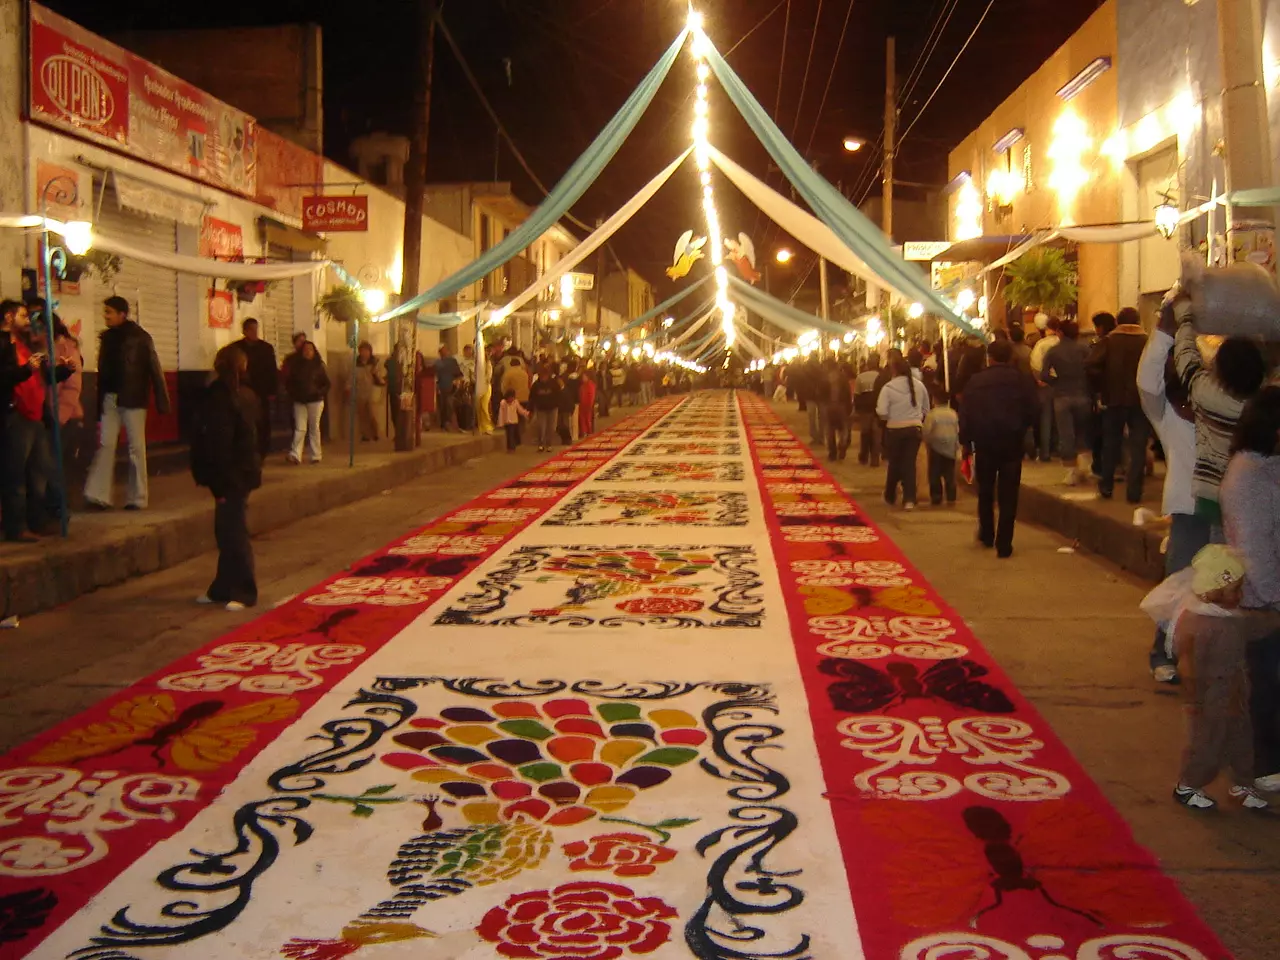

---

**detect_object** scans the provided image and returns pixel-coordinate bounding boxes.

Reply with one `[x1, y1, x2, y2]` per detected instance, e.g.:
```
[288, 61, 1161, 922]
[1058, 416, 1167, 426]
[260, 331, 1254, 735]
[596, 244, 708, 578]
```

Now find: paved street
[1, 395, 1274, 959]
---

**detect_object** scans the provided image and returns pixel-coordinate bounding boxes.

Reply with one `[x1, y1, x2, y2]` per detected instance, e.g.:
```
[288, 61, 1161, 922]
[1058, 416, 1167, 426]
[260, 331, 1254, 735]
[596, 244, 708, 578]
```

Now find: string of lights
[688, 10, 735, 353]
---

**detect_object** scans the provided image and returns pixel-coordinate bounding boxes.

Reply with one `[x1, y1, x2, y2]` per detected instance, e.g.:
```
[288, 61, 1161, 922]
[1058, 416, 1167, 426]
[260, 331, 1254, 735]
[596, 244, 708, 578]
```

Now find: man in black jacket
[84, 296, 170, 510]
[959, 338, 1038, 558]
[1088, 306, 1150, 502]
[232, 318, 278, 459]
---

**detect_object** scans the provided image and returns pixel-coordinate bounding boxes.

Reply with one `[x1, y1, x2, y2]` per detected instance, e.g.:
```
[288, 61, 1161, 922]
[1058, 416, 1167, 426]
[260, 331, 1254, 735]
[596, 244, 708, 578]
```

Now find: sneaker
[1153, 665, 1180, 684]
[997, 547, 1013, 559]
[286, 456, 301, 465]
[1173, 784, 1216, 809]
[1063, 469, 1080, 486]
[124, 504, 142, 511]
[225, 601, 247, 612]
[84, 499, 112, 511]
[1254, 773, 1280, 792]
[904, 503, 915, 511]
[1229, 785, 1270, 810]
[196, 595, 215, 605]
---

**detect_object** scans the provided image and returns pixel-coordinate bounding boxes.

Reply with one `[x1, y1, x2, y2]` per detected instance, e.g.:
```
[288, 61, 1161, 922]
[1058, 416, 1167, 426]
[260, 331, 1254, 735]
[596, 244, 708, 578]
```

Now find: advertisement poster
[207, 288, 234, 329]
[35, 160, 89, 220]
[199, 216, 244, 259]
[29, 4, 257, 197]
[302, 195, 369, 232]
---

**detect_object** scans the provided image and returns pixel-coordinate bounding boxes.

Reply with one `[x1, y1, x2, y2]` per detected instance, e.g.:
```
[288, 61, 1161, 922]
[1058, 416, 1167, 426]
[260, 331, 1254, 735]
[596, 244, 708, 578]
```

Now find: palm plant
[1002, 248, 1078, 315]
[316, 284, 371, 325]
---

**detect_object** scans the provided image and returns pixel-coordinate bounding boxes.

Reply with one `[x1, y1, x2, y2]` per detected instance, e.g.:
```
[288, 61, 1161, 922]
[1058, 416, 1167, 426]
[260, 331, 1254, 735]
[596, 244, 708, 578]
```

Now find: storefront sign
[29, 4, 257, 197]
[903, 241, 953, 261]
[568, 271, 595, 290]
[302, 195, 369, 232]
[207, 288, 234, 329]
[200, 216, 244, 259]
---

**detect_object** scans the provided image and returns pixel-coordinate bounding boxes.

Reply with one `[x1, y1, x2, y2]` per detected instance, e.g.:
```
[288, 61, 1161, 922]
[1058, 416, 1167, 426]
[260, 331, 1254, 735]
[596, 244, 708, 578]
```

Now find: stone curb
[0, 433, 505, 618]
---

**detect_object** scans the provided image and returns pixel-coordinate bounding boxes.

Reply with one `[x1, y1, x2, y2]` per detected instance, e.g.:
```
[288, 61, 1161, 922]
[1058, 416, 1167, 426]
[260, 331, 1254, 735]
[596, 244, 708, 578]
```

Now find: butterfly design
[818, 658, 1015, 714]
[854, 802, 1174, 932]
[29, 693, 298, 772]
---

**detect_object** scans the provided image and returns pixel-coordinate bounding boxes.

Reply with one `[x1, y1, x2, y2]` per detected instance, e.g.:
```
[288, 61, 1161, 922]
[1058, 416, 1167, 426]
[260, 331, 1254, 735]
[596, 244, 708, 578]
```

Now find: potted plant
[316, 284, 371, 325]
[1002, 247, 1078, 321]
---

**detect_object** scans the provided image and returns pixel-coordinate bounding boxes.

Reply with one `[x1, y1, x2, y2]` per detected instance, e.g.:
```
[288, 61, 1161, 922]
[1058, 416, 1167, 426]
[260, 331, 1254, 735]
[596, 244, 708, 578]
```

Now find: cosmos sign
[302, 195, 369, 233]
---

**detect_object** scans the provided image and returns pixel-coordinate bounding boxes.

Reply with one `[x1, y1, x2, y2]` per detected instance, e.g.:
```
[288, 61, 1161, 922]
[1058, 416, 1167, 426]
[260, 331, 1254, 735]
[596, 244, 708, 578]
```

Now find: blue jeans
[1037, 384, 1056, 461]
[1151, 512, 1214, 670]
[1053, 394, 1092, 464]
[2, 412, 54, 539]
[1099, 404, 1151, 502]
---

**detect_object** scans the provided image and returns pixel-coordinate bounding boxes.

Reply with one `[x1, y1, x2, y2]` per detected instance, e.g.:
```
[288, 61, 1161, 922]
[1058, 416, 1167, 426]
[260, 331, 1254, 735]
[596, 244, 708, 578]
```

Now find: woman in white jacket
[876, 357, 930, 509]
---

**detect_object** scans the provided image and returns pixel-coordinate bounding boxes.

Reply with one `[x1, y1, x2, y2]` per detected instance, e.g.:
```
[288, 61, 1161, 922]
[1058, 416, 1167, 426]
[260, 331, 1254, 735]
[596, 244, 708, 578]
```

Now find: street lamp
[1154, 193, 1179, 239]
[360, 287, 388, 314]
[842, 137, 864, 153]
[39, 175, 87, 538]
[775, 248, 793, 263]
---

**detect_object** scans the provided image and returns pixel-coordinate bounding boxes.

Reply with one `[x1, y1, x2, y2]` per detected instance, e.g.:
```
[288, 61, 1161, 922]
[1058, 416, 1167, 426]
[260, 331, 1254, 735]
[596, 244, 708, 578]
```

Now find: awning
[930, 235, 1037, 264]
[260, 217, 327, 254]
[111, 171, 207, 227]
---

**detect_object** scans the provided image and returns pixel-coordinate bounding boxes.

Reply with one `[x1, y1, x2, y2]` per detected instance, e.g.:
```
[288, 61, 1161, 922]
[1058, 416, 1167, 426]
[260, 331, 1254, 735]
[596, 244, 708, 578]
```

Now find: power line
[899, 0, 960, 106]
[772, 0, 792, 121]
[724, 0, 787, 57]
[804, 0, 856, 156]
[897, 0, 995, 148]
[788, 0, 825, 142]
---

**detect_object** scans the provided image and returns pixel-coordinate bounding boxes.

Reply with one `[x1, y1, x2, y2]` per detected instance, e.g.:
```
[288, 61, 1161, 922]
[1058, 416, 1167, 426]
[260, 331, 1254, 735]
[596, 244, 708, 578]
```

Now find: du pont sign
[302, 195, 369, 232]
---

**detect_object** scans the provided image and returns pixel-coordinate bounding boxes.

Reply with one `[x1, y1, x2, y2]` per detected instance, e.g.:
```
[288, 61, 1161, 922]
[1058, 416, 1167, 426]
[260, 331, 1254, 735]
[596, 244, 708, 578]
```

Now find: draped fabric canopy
[375, 30, 688, 325]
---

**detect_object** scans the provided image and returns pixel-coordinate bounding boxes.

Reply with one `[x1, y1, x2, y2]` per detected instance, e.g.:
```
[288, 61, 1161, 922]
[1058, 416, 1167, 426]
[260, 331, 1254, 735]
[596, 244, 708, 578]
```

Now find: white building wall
[0, 0, 24, 299]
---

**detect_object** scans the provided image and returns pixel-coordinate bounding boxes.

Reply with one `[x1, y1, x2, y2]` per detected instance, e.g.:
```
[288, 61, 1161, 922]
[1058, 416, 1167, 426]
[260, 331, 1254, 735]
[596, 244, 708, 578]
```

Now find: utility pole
[396, 0, 437, 451]
[880, 36, 896, 321]
[1218, 0, 1274, 268]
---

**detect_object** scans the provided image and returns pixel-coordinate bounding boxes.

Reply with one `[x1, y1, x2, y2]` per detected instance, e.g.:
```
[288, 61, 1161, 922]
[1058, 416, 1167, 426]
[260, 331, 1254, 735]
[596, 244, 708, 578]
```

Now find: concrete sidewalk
[769, 399, 1168, 581]
[0, 429, 504, 618]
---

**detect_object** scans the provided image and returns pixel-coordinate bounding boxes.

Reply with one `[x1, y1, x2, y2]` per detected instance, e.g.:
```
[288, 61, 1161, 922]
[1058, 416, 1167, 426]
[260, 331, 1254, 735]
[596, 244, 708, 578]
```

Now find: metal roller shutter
[259, 277, 296, 359]
[97, 184, 180, 369]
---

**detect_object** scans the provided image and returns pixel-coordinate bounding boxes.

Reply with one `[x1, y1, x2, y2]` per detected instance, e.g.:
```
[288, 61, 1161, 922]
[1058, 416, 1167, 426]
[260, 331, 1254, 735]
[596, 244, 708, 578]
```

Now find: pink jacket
[54, 334, 83, 423]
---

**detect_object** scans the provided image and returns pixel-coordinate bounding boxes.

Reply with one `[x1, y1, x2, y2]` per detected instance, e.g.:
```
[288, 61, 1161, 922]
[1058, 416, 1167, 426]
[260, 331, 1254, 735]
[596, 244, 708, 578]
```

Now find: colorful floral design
[379, 699, 707, 827]
[477, 882, 676, 960]
[614, 597, 703, 615]
[563, 833, 677, 877]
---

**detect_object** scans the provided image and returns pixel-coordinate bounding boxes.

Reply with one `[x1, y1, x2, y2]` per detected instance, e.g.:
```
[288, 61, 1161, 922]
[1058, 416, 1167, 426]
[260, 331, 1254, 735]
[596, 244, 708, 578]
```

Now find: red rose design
[562, 832, 678, 877]
[614, 597, 703, 615]
[477, 881, 676, 960]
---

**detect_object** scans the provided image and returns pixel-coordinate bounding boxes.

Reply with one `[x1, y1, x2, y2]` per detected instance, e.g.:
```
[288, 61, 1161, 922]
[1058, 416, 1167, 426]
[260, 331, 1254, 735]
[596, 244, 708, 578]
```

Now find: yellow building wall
[947, 0, 1120, 328]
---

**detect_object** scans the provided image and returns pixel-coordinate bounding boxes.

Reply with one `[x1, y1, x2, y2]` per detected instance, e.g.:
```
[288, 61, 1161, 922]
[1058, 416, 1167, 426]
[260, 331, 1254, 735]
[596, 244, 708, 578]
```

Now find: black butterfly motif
[818, 658, 1015, 713]
[0, 888, 57, 946]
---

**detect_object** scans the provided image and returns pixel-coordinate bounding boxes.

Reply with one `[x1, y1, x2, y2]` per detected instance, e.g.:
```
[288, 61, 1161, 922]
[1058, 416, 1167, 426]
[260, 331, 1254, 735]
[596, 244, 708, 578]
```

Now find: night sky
[45, 0, 1105, 297]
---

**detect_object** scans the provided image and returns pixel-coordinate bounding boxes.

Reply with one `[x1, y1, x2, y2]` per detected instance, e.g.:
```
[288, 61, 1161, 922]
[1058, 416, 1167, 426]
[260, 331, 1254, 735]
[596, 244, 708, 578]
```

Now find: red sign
[208, 289, 234, 329]
[302, 195, 369, 232]
[29, 4, 257, 197]
[200, 217, 244, 259]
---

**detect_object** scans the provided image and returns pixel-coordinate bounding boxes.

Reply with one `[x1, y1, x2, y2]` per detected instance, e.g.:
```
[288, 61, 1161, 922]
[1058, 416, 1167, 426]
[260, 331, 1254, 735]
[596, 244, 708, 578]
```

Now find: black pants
[1099, 404, 1150, 502]
[557, 408, 574, 445]
[825, 407, 850, 460]
[928, 449, 957, 504]
[504, 423, 520, 450]
[208, 495, 257, 606]
[2, 411, 53, 540]
[1248, 630, 1280, 778]
[883, 426, 921, 505]
[975, 448, 1022, 554]
[857, 411, 880, 466]
[254, 392, 272, 458]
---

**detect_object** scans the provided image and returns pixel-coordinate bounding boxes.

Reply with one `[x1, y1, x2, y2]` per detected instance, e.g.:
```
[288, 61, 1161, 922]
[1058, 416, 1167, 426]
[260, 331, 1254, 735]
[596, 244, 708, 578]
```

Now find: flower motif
[476, 881, 676, 960]
[562, 833, 677, 877]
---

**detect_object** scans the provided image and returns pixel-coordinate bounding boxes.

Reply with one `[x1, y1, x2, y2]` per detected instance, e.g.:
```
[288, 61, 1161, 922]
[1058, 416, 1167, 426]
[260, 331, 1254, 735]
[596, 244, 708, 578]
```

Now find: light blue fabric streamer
[632, 293, 717, 344]
[704, 44, 980, 338]
[619, 274, 713, 334]
[728, 277, 855, 337]
[376, 30, 687, 325]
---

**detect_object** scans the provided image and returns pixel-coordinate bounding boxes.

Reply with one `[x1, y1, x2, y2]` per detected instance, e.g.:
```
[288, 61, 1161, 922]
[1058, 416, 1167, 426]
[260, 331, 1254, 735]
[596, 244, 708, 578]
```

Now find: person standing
[876, 356, 929, 510]
[821, 358, 853, 462]
[1042, 320, 1094, 485]
[434, 344, 463, 432]
[84, 296, 169, 511]
[1030, 316, 1062, 463]
[1140, 299, 1203, 684]
[854, 357, 882, 466]
[286, 341, 329, 465]
[499, 389, 529, 452]
[1089, 307, 1150, 501]
[232, 318, 278, 459]
[1087, 312, 1117, 477]
[579, 368, 597, 437]
[191, 345, 261, 612]
[352, 341, 384, 442]
[529, 364, 560, 452]
[923, 389, 960, 506]
[27, 301, 84, 516]
[558, 359, 581, 446]
[959, 339, 1038, 558]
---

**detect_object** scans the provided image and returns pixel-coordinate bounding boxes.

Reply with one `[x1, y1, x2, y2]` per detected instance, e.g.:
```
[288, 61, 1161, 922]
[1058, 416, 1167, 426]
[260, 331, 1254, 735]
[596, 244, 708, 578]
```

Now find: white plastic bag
[1140, 566, 1195, 631]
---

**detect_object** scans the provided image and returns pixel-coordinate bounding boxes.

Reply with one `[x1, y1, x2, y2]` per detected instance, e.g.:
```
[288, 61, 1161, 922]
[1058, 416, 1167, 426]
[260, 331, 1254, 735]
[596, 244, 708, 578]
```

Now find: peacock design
[280, 698, 706, 958]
